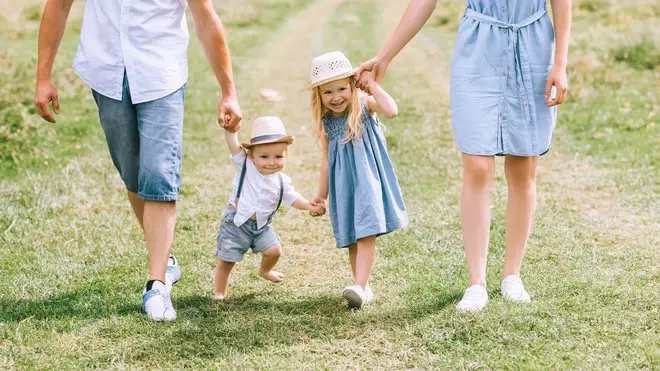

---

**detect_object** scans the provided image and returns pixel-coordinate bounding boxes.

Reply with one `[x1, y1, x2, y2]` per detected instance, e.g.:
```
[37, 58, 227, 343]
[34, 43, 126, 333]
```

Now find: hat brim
[307, 68, 357, 90]
[241, 135, 294, 149]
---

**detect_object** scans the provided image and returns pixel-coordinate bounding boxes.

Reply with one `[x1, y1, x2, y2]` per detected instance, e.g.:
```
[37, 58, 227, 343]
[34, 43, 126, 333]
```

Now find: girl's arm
[356, 0, 438, 84]
[224, 130, 243, 155]
[315, 134, 330, 202]
[365, 85, 398, 120]
[546, 0, 572, 106]
[365, 86, 398, 119]
[362, 66, 398, 119]
[308, 134, 329, 217]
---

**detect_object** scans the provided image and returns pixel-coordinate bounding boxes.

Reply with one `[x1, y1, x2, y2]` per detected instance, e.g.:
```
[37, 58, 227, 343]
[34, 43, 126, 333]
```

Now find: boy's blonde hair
[310, 77, 363, 142]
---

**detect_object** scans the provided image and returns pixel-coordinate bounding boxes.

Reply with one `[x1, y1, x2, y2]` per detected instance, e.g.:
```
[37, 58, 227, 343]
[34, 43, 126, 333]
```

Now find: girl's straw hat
[308, 51, 357, 89]
[241, 116, 294, 149]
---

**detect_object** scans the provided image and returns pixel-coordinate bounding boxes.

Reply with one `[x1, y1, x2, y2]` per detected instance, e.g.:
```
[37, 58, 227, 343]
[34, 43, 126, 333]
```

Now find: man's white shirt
[73, 0, 189, 103]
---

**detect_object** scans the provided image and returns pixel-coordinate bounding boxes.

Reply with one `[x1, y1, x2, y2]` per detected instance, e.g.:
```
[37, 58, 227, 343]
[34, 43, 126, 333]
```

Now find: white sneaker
[456, 285, 489, 312]
[343, 285, 366, 309]
[165, 255, 182, 294]
[501, 275, 531, 303]
[364, 286, 374, 305]
[142, 281, 176, 321]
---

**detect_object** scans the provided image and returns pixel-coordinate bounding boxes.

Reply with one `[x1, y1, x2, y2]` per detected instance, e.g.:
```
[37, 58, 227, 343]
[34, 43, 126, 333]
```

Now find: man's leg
[127, 191, 144, 228]
[144, 200, 176, 282]
[135, 85, 186, 320]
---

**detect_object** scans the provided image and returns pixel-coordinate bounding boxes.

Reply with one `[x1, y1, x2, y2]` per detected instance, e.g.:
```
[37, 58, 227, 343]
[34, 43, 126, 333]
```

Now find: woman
[357, 0, 571, 312]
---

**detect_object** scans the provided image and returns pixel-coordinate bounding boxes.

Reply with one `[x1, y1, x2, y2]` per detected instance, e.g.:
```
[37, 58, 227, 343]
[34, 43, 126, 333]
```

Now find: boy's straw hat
[308, 51, 356, 90]
[241, 116, 294, 149]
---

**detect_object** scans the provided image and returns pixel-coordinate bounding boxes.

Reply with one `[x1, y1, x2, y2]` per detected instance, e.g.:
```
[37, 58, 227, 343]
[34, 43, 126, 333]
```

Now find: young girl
[309, 51, 408, 309]
[214, 116, 325, 300]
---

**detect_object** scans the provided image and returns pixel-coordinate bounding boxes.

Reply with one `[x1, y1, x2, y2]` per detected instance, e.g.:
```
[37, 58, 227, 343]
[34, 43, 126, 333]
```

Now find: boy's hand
[308, 197, 327, 217]
[218, 94, 242, 132]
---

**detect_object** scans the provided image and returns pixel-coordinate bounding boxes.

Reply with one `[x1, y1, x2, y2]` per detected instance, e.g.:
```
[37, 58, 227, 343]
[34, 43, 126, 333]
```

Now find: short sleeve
[230, 150, 247, 168]
[280, 173, 300, 206]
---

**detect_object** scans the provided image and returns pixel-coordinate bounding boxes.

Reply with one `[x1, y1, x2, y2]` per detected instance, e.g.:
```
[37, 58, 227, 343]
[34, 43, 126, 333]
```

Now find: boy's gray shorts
[215, 208, 280, 263]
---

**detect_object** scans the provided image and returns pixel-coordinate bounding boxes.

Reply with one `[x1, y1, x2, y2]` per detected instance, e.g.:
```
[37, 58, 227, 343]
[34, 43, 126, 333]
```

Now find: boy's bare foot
[213, 293, 227, 300]
[259, 270, 285, 282]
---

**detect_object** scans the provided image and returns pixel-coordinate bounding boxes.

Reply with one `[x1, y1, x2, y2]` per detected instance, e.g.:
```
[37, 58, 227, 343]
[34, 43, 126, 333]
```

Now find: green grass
[613, 41, 660, 70]
[1, 0, 658, 368]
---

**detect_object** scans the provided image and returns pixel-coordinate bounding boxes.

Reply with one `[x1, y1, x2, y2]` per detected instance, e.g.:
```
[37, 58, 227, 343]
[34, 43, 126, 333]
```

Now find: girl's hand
[356, 57, 389, 90]
[359, 65, 379, 95]
[545, 65, 568, 107]
[308, 197, 327, 217]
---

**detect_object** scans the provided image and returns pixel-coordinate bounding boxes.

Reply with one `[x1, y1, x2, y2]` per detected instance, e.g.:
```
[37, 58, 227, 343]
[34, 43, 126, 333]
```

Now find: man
[34, 0, 242, 321]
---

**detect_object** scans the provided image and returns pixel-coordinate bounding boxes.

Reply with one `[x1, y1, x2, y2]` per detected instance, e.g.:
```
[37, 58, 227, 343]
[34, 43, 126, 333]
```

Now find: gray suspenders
[235, 156, 283, 216]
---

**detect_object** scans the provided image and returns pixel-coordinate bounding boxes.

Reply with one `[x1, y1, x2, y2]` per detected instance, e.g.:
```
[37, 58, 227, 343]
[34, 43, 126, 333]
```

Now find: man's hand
[218, 94, 242, 132]
[34, 79, 60, 123]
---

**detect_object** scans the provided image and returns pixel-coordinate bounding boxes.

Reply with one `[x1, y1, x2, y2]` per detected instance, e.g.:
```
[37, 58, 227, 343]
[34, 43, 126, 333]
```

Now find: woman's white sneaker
[456, 285, 489, 312]
[501, 275, 531, 303]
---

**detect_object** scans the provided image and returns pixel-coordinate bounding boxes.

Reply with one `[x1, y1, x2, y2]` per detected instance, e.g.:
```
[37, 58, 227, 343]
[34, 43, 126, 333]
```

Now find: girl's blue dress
[323, 102, 408, 248]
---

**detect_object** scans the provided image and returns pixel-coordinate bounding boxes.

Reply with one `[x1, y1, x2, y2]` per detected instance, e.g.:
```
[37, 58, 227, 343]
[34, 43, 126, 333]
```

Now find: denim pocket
[223, 212, 236, 224]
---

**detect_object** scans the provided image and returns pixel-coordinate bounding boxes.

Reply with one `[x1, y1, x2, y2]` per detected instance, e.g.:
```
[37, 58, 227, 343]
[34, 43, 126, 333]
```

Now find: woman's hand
[545, 65, 568, 107]
[356, 57, 389, 90]
[358, 64, 379, 95]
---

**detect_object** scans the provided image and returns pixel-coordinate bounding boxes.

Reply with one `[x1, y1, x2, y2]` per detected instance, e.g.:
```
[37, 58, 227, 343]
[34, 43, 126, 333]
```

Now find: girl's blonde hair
[311, 77, 363, 142]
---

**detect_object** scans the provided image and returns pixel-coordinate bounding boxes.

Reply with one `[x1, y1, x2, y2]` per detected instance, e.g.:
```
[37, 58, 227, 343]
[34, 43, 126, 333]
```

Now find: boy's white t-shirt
[228, 151, 299, 229]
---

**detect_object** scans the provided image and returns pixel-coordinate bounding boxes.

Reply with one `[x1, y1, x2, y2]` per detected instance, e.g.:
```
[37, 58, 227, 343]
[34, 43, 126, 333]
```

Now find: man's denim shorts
[92, 74, 186, 201]
[216, 207, 280, 263]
